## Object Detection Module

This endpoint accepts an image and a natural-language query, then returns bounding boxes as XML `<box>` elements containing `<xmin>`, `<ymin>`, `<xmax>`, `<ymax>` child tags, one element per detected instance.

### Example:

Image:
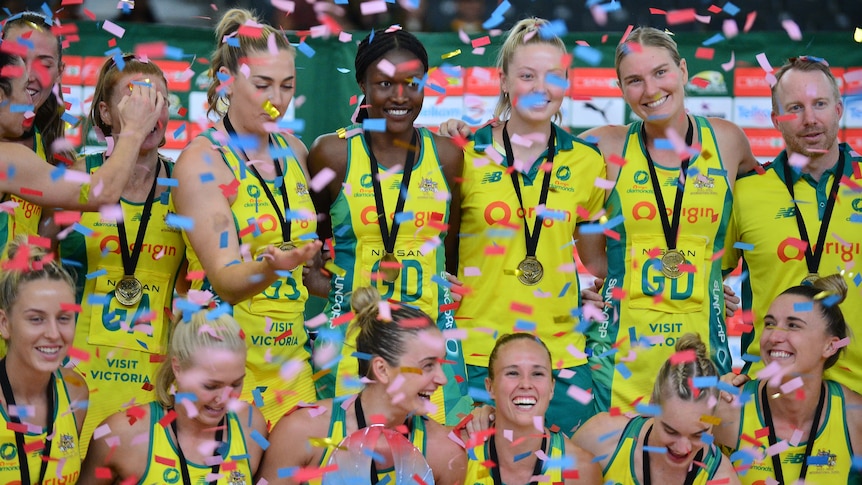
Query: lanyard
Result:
<box><xmin>170</xmin><ymin>412</ymin><xmax>226</xmax><ymax>485</ymax></box>
<box><xmin>354</xmin><ymin>394</ymin><xmax>413</xmax><ymax>485</ymax></box>
<box><xmin>0</xmin><ymin>359</ymin><xmax>55</xmax><ymax>485</ymax></box>
<box><xmin>501</xmin><ymin>122</ymin><xmax>556</xmax><ymax>259</ymax></box>
<box><xmin>642</xmin><ymin>424</ymin><xmax>702</xmax><ymax>485</ymax></box>
<box><xmin>782</xmin><ymin>151</ymin><xmax>845</xmax><ymax>280</ymax></box>
<box><xmin>761</xmin><ymin>382</ymin><xmax>825</xmax><ymax>484</ymax></box>
<box><xmin>223</xmin><ymin>114</ymin><xmax>292</xmax><ymax>244</ymax></box>
<box><xmin>642</xmin><ymin>116</ymin><xmax>694</xmax><ymax>251</ymax></box>
<box><xmin>488</xmin><ymin>431</ymin><xmax>547</xmax><ymax>485</ymax></box>
<box><xmin>117</xmin><ymin>158</ymin><xmax>164</xmax><ymax>278</ymax></box>
<box><xmin>365</xmin><ymin>129</ymin><xmax>419</xmax><ymax>255</ymax></box>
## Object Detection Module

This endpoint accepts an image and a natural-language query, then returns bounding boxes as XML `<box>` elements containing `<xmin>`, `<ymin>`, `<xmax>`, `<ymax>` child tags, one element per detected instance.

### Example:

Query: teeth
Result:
<box><xmin>37</xmin><ymin>347</ymin><xmax>59</xmax><ymax>354</ymax></box>
<box><xmin>513</xmin><ymin>397</ymin><xmax>536</xmax><ymax>406</ymax></box>
<box><xmin>418</xmin><ymin>392</ymin><xmax>432</xmax><ymax>399</ymax></box>
<box><xmin>646</xmin><ymin>96</ymin><xmax>667</xmax><ymax>108</ymax></box>
<box><xmin>770</xmin><ymin>350</ymin><xmax>792</xmax><ymax>359</ymax></box>
<box><xmin>387</xmin><ymin>109</ymin><xmax>408</xmax><ymax>116</ymax></box>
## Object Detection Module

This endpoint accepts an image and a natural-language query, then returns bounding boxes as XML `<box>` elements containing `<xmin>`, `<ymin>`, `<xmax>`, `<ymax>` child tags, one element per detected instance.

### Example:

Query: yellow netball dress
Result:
<box><xmin>0</xmin><ymin>129</ymin><xmax>46</xmax><ymax>256</ymax></box>
<box><xmin>465</xmin><ymin>431</ymin><xmax>567</xmax><ymax>484</ymax></box>
<box><xmin>138</xmin><ymin>402</ymin><xmax>253</xmax><ymax>485</ymax></box>
<box><xmin>0</xmin><ymin>368</ymin><xmax>81</xmax><ymax>485</ymax></box>
<box><xmin>317</xmin><ymin>127</ymin><xmax>471</xmax><ymax>425</ymax></box>
<box><xmin>184</xmin><ymin>124</ymin><xmax>318</xmax><ymax>425</ymax></box>
<box><xmin>587</xmin><ymin>115</ymin><xmax>733</xmax><ymax>413</ymax></box>
<box><xmin>59</xmin><ymin>153</ymin><xmax>185</xmax><ymax>457</ymax></box>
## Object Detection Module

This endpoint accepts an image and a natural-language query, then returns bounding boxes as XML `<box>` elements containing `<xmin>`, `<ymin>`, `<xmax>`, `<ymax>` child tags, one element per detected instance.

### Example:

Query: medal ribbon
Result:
<box><xmin>354</xmin><ymin>394</ymin><xmax>413</xmax><ymax>485</ymax></box>
<box><xmin>642</xmin><ymin>116</ymin><xmax>694</xmax><ymax>252</ymax></box>
<box><xmin>365</xmin><ymin>129</ymin><xmax>419</xmax><ymax>255</ymax></box>
<box><xmin>501</xmin><ymin>122</ymin><xmax>556</xmax><ymax>259</ymax></box>
<box><xmin>781</xmin><ymin>150</ymin><xmax>845</xmax><ymax>279</ymax></box>
<box><xmin>0</xmin><ymin>359</ymin><xmax>55</xmax><ymax>485</ymax></box>
<box><xmin>117</xmin><ymin>158</ymin><xmax>164</xmax><ymax>279</ymax></box>
<box><xmin>642</xmin><ymin>424</ymin><xmax>702</xmax><ymax>485</ymax></box>
<box><xmin>488</xmin><ymin>431</ymin><xmax>547</xmax><ymax>485</ymax></box>
<box><xmin>170</xmin><ymin>412</ymin><xmax>225</xmax><ymax>485</ymax></box>
<box><xmin>762</xmin><ymin>382</ymin><xmax>825</xmax><ymax>484</ymax></box>
<box><xmin>223</xmin><ymin>114</ymin><xmax>293</xmax><ymax>245</ymax></box>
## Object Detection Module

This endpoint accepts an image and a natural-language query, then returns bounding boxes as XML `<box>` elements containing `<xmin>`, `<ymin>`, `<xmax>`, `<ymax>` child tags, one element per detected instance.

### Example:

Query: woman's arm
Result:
<box><xmin>425</xmin><ymin>421</ymin><xmax>467</xmax><ymax>485</ymax></box>
<box><xmin>242</xmin><ymin>403</ymin><xmax>269</xmax><ymax>474</ymax></box>
<box><xmin>60</xmin><ymin>367</ymin><xmax>88</xmax><ymax>433</ymax></box>
<box><xmin>255</xmin><ymin>404</ymin><xmax>331</xmax><ymax>485</ymax></box>
<box><xmin>562</xmin><ymin>437</ymin><xmax>602</xmax><ymax>485</ymax></box>
<box><xmin>434</xmin><ymin>134</ymin><xmax>464</xmax><ymax>275</ymax></box>
<box><xmin>79</xmin><ymin>410</ymin><xmax>149</xmax><ymax>484</ymax></box>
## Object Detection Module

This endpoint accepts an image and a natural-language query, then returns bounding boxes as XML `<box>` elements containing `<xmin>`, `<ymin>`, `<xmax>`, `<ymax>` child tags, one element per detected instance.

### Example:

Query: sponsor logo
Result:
<box><xmin>634</xmin><ymin>170</ymin><xmax>649</xmax><ymax>185</ymax></box>
<box><xmin>775</xmin><ymin>207</ymin><xmax>796</xmax><ymax>219</ymax></box>
<box><xmin>296</xmin><ymin>182</ymin><xmax>309</xmax><ymax>197</ymax></box>
<box><xmin>419</xmin><ymin>177</ymin><xmax>438</xmax><ymax>192</ymax></box>
<box><xmin>687</xmin><ymin>70</ymin><xmax>728</xmax><ymax>95</ymax></box>
<box><xmin>481</xmin><ymin>171</ymin><xmax>503</xmax><ymax>184</ymax></box>
<box><xmin>556</xmin><ymin>166</ymin><xmax>571</xmax><ymax>181</ymax></box>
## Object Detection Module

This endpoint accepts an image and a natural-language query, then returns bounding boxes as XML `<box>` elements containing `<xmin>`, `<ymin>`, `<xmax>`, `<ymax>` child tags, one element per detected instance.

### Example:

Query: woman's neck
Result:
<box><xmin>643</xmin><ymin>111</ymin><xmax>689</xmax><ymax>146</ymax></box>
<box><xmin>492</xmin><ymin>418</ymin><xmax>546</xmax><ymax>459</ymax></box>
<box><xmin>126</xmin><ymin>148</ymin><xmax>161</xmax><ymax>187</ymax></box>
<box><xmin>504</xmin><ymin>114</ymin><xmax>552</xmax><ymax>138</ymax></box>
<box><xmin>358</xmin><ymin>389</ymin><xmax>410</xmax><ymax>430</ymax></box>
<box><xmin>173</xmin><ymin>403</ymin><xmax>216</xmax><ymax>438</ymax></box>
<box><xmin>763</xmin><ymin>377</ymin><xmax>824</xmax><ymax>431</ymax></box>
<box><xmin>3</xmin><ymin>357</ymin><xmax>52</xmax><ymax>405</ymax></box>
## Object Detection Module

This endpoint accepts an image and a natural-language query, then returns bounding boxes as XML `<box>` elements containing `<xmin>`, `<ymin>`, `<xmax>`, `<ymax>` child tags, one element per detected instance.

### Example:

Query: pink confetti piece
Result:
<box><xmin>201</xmin><ymin>443</ymin><xmax>222</xmax><ymax>460</ymax></box>
<box><xmin>723</xmin><ymin>19</ymin><xmax>739</xmax><ymax>38</ymax></box>
<box><xmin>788</xmin><ymin>153</ymin><xmax>809</xmax><ymax>169</ymax></box>
<box><xmin>93</xmin><ymin>423</ymin><xmax>112</xmax><ymax>440</ymax></box>
<box><xmin>442</xmin><ymin>329</ymin><xmax>467</xmax><ymax>340</ymax></box>
<box><xmin>206</xmin><ymin>473</ymin><xmax>224</xmax><ymax>482</ymax></box>
<box><xmin>360</xmin><ymin>0</ymin><xmax>387</xmax><ymax>15</ymax></box>
<box><xmin>779</xmin><ymin>376</ymin><xmax>804</xmax><ymax>394</ymax></box>
<box><xmin>566</xmin><ymin>344</ymin><xmax>587</xmax><ymax>360</ymax></box>
<box><xmin>594</xmin><ymin>177</ymin><xmax>615</xmax><ymax>190</ymax></box>
<box><xmin>510</xmin><ymin>133</ymin><xmax>534</xmax><ymax>148</ymax></box>
<box><xmin>744</xmin><ymin>11</ymin><xmax>757</xmax><ymax>32</ymax></box>
<box><xmin>280</xmin><ymin>359</ymin><xmax>303</xmax><ymax>381</ymax></box>
<box><xmin>308</xmin><ymin>405</ymin><xmax>328</xmax><ymax>418</ymax></box>
<box><xmin>448</xmin><ymin>431</ymin><xmax>466</xmax><ymax>448</ymax></box>
<box><xmin>556</xmin><ymin>262</ymin><xmax>576</xmax><ymax>273</ymax></box>
<box><xmin>338</xmin><ymin>31</ymin><xmax>353</xmax><ymax>43</ymax></box>
<box><xmin>309</xmin><ymin>168</ymin><xmax>336</xmax><ymax>193</ymax></box>
<box><xmin>590</xmin><ymin>4</ymin><xmax>608</xmax><ymax>26</ymax></box>
<box><xmin>581</xmin><ymin>303</ymin><xmax>605</xmax><ymax>323</ymax></box>
<box><xmin>109</xmin><ymin>434</ymin><xmax>126</xmax><ymax>447</ymax></box>
<box><xmin>504</xmin><ymin>429</ymin><xmax>513</xmax><ymax>441</ymax></box>
<box><xmin>378</xmin><ymin>300</ymin><xmax>392</xmax><ymax>321</ymax></box>
<box><xmin>789</xmin><ymin>428</ymin><xmax>804</xmax><ymax>446</ymax></box>
<box><xmin>387</xmin><ymin>374</ymin><xmax>405</xmax><ymax>396</ymax></box>
<box><xmin>566</xmin><ymin>384</ymin><xmax>593</xmax><ymax>405</ymax></box>
<box><xmin>305</xmin><ymin>312</ymin><xmax>329</xmax><ymax>329</ymax></box>
<box><xmin>721</xmin><ymin>51</ymin><xmax>736</xmax><ymax>72</ymax></box>
<box><xmin>99</xmin><ymin>204</ymin><xmax>124</xmax><ymax>223</ymax></box>
<box><xmin>765</xmin><ymin>440</ymin><xmax>789</xmax><ymax>456</ymax></box>
<box><xmin>271</xmin><ymin>0</ymin><xmax>295</xmax><ymax>13</ymax></box>
<box><xmin>756</xmin><ymin>360</ymin><xmax>783</xmax><ymax>380</ymax></box>
<box><xmin>377</xmin><ymin>59</ymin><xmax>396</xmax><ymax>77</ymax></box>
<box><xmin>419</xmin><ymin>236</ymin><xmax>441</xmax><ymax>255</ymax></box>
<box><xmin>180</xmin><ymin>397</ymin><xmax>198</xmax><ymax>418</ymax></box>
<box><xmin>535</xmin><ymin>449</ymin><xmax>550</xmax><ymax>462</ymax></box>
<box><xmin>755</xmin><ymin>52</ymin><xmax>774</xmax><ymax>74</ymax></box>
<box><xmin>533</xmin><ymin>415</ymin><xmax>544</xmax><ymax>432</ymax></box>
<box><xmin>377</xmin><ymin>164</ymin><xmax>403</xmax><ymax>182</ymax></box>
<box><xmin>781</xmin><ymin>19</ymin><xmax>802</xmax><ymax>40</ymax></box>
<box><xmin>834</xmin><ymin>337</ymin><xmax>851</xmax><ymax>350</ymax></box>
<box><xmin>267</xmin><ymin>32</ymin><xmax>279</xmax><ymax>56</ymax></box>
<box><xmin>484</xmin><ymin>146</ymin><xmax>504</xmax><ymax>165</ymax></box>
<box><xmin>102</xmin><ymin>20</ymin><xmax>125</xmax><ymax>38</ymax></box>
<box><xmin>458</xmin><ymin>29</ymin><xmax>470</xmax><ymax>44</ymax></box>
<box><xmin>63</xmin><ymin>170</ymin><xmax>91</xmax><ymax>184</ymax></box>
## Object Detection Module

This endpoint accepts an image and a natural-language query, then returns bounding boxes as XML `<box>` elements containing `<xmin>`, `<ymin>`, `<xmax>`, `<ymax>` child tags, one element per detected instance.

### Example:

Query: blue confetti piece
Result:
<box><xmin>538</xmin><ymin>19</ymin><xmax>567</xmax><ymax>39</ymax></box>
<box><xmin>653</xmin><ymin>138</ymin><xmax>673</xmax><ymax>150</ymax></box>
<box><xmin>692</xmin><ymin>376</ymin><xmax>718</xmax><ymax>388</ymax></box>
<box><xmin>394</xmin><ymin>211</ymin><xmax>414</xmax><ymax>224</ymax></box>
<box><xmin>575</xmin><ymin>222</ymin><xmax>604</xmax><ymax>235</ymax></box>
<box><xmin>514</xmin><ymin>320</ymin><xmax>536</xmax><ymax>332</ymax></box>
<box><xmin>468</xmin><ymin>387</ymin><xmax>492</xmax><ymax>403</ymax></box>
<box><xmin>701</xmin><ymin>433</ymin><xmax>714</xmax><ymax>446</ymax></box>
<box><xmin>87</xmin><ymin>294</ymin><xmax>111</xmax><ymax>306</ymax></box>
<box><xmin>852</xmin><ymin>455</ymin><xmax>862</xmax><ymax>470</ymax></box>
<box><xmin>513</xmin><ymin>451</ymin><xmax>533</xmax><ymax>462</ymax></box>
<box><xmin>164</xmin><ymin>45</ymin><xmax>185</xmax><ymax>60</ymax></box>
<box><xmin>165</xmin><ymin>213</ymin><xmax>194</xmax><ymax>230</ymax></box>
<box><xmin>807</xmin><ymin>454</ymin><xmax>829</xmax><ymax>466</ymax></box>
<box><xmin>363</xmin><ymin>448</ymin><xmax>386</xmax><ymax>463</ymax></box>
<box><xmin>635</xmin><ymin>403</ymin><xmax>662</xmax><ymax>416</ymax></box>
<box><xmin>377</xmin><ymin>475</ymin><xmax>392</xmax><ymax>485</ymax></box>
<box><xmin>615</xmin><ymin>362</ymin><xmax>632</xmax><ymax>379</ymax></box>
<box><xmin>431</xmin><ymin>274</ymin><xmax>452</xmax><ymax>289</ymax></box>
<box><xmin>226</xmin><ymin>37</ymin><xmax>240</xmax><ymax>47</ymax></box>
<box><xmin>172</xmin><ymin>123</ymin><xmax>186</xmax><ymax>139</ymax></box>
<box><xmin>723</xmin><ymin>2</ymin><xmax>740</xmax><ymax>16</ymax></box>
<box><xmin>598</xmin><ymin>430</ymin><xmax>619</xmax><ymax>442</ymax></box>
<box><xmin>350</xmin><ymin>351</ymin><xmax>373</xmax><ymax>361</ymax></box>
<box><xmin>251</xmin><ymin>428</ymin><xmax>269</xmax><ymax>450</ymax></box>
<box><xmin>10</xmin><ymin>103</ymin><xmax>34</xmax><ymax>113</ymax></box>
<box><xmin>363</xmin><ymin>118</ymin><xmax>387</xmax><ymax>132</ymax></box>
<box><xmin>793</xmin><ymin>301</ymin><xmax>814</xmax><ymax>312</ymax></box>
<box><xmin>730</xmin><ymin>450</ymin><xmax>754</xmax><ymax>466</ymax></box>
<box><xmin>60</xmin><ymin>258</ymin><xmax>83</xmax><ymax>268</ymax></box>
<box><xmin>86</xmin><ymin>268</ymin><xmax>107</xmax><ymax>279</ymax></box>
<box><xmin>200</xmin><ymin>172</ymin><xmax>215</xmax><ymax>183</ymax></box>
<box><xmin>157</xmin><ymin>177</ymin><xmax>178</xmax><ymax>187</ymax></box>
<box><xmin>604</xmin><ymin>215</ymin><xmax>625</xmax><ymax>229</ymax></box>
<box><xmin>702</xmin><ymin>33</ymin><xmax>725</xmax><ymax>46</ymax></box>
<box><xmin>216</xmin><ymin>71</ymin><xmax>231</xmax><ymax>82</ymax></box>
<box><xmin>297</xmin><ymin>42</ymin><xmax>315</xmax><ymax>58</ymax></box>
<box><xmin>851</xmin><ymin>214</ymin><xmax>862</xmax><ymax>223</ymax></box>
<box><xmin>643</xmin><ymin>446</ymin><xmax>667</xmax><ymax>454</ymax></box>
<box><xmin>717</xmin><ymin>381</ymin><xmax>741</xmax><ymax>396</ymax></box>
<box><xmin>48</xmin><ymin>165</ymin><xmax>65</xmax><ymax>182</ymax></box>
<box><xmin>559</xmin><ymin>281</ymin><xmax>572</xmax><ymax>298</ymax></box>
<box><xmin>741</xmin><ymin>353</ymin><xmax>761</xmax><ymax>363</ymax></box>
<box><xmin>482</xmin><ymin>13</ymin><xmax>505</xmax><ymax>30</ymax></box>
<box><xmin>517</xmin><ymin>92</ymin><xmax>547</xmax><ymax>110</ymax></box>
<box><xmin>427</xmin><ymin>83</ymin><xmax>446</xmax><ymax>94</ymax></box>
<box><xmin>573</xmin><ymin>45</ymin><xmax>603</xmax><ymax>66</ymax></box>
<box><xmin>61</xmin><ymin>112</ymin><xmax>79</xmax><ymax>126</ymax></box>
<box><xmin>206</xmin><ymin>302</ymin><xmax>232</xmax><ymax>320</ymax></box>
<box><xmin>854</xmin><ymin>273</ymin><xmax>862</xmax><ymax>287</ymax></box>
<box><xmin>707</xmin><ymin>167</ymin><xmax>728</xmax><ymax>177</ymax></box>
<box><xmin>276</xmin><ymin>118</ymin><xmax>305</xmax><ymax>132</ymax></box>
<box><xmin>175</xmin><ymin>392</ymin><xmax>197</xmax><ymax>403</ymax></box>
<box><xmin>545</xmin><ymin>73</ymin><xmax>569</xmax><ymax>89</ymax></box>
<box><xmin>252</xmin><ymin>387</ymin><xmax>265</xmax><ymax>407</ymax></box>
<box><xmin>628</xmin><ymin>326</ymin><xmax>637</xmax><ymax>344</ymax></box>
<box><xmin>136</xmin><ymin>340</ymin><xmax>149</xmax><ymax>350</ymax></box>
<box><xmin>278</xmin><ymin>466</ymin><xmax>298</xmax><ymax>479</ymax></box>
<box><xmin>733</xmin><ymin>241</ymin><xmax>754</xmax><ymax>251</ymax></box>
<box><xmin>822</xmin><ymin>294</ymin><xmax>842</xmax><ymax>307</ymax></box>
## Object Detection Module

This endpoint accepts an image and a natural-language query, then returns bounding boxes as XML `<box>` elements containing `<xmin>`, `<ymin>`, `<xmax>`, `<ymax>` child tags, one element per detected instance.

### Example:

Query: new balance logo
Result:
<box><xmin>481</xmin><ymin>172</ymin><xmax>503</xmax><ymax>184</ymax></box>
<box><xmin>775</xmin><ymin>207</ymin><xmax>796</xmax><ymax>219</ymax></box>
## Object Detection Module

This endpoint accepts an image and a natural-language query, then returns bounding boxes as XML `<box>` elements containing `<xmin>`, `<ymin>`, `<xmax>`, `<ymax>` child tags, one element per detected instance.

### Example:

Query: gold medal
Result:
<box><xmin>660</xmin><ymin>249</ymin><xmax>686</xmax><ymax>279</ymax></box>
<box><xmin>517</xmin><ymin>256</ymin><xmax>544</xmax><ymax>285</ymax></box>
<box><xmin>279</xmin><ymin>241</ymin><xmax>297</xmax><ymax>251</ymax></box>
<box><xmin>115</xmin><ymin>275</ymin><xmax>143</xmax><ymax>306</ymax></box>
<box><xmin>378</xmin><ymin>252</ymin><xmax>400</xmax><ymax>283</ymax></box>
<box><xmin>802</xmin><ymin>273</ymin><xmax>820</xmax><ymax>285</ymax></box>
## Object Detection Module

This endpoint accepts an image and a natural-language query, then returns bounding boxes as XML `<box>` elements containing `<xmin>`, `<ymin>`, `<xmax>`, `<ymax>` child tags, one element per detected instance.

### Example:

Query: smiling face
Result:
<box><xmin>0</xmin><ymin>278</ymin><xmax>75</xmax><ymax>374</ymax></box>
<box><xmin>500</xmin><ymin>43</ymin><xmax>566</xmax><ymax>125</ymax></box>
<box><xmin>650</xmin><ymin>396</ymin><xmax>713</xmax><ymax>469</ymax></box>
<box><xmin>100</xmin><ymin>72</ymin><xmax>169</xmax><ymax>150</ymax></box>
<box><xmin>486</xmin><ymin>337</ymin><xmax>554</xmax><ymax>429</ymax></box>
<box><xmin>772</xmin><ymin>68</ymin><xmax>842</xmax><ymax>160</ymax></box>
<box><xmin>0</xmin><ymin>59</ymin><xmax>34</xmax><ymax>140</ymax></box>
<box><xmin>223</xmin><ymin>48</ymin><xmax>296</xmax><ymax>134</ymax></box>
<box><xmin>760</xmin><ymin>293</ymin><xmax>839</xmax><ymax>377</ymax></box>
<box><xmin>382</xmin><ymin>327</ymin><xmax>447</xmax><ymax>416</ymax></box>
<box><xmin>618</xmin><ymin>44</ymin><xmax>688</xmax><ymax>122</ymax></box>
<box><xmin>173</xmin><ymin>347</ymin><xmax>246</xmax><ymax>427</ymax></box>
<box><xmin>360</xmin><ymin>48</ymin><xmax>425</xmax><ymax>135</ymax></box>
<box><xmin>3</xmin><ymin>24</ymin><xmax>61</xmax><ymax>112</ymax></box>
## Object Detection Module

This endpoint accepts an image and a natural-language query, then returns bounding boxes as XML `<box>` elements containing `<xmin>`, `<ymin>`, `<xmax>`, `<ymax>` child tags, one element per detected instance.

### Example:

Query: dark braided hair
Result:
<box><xmin>354</xmin><ymin>28</ymin><xmax>428</xmax><ymax>122</ymax></box>
<box><xmin>349</xmin><ymin>286</ymin><xmax>436</xmax><ymax>378</ymax></box>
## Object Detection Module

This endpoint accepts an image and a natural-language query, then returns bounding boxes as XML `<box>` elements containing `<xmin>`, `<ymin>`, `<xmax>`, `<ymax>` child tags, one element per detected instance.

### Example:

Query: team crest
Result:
<box><xmin>58</xmin><ymin>433</ymin><xmax>75</xmax><ymax>453</ymax></box>
<box><xmin>418</xmin><ymin>177</ymin><xmax>438</xmax><ymax>193</ymax></box>
<box><xmin>693</xmin><ymin>175</ymin><xmax>715</xmax><ymax>189</ymax></box>
<box><xmin>296</xmin><ymin>182</ymin><xmax>309</xmax><ymax>197</ymax></box>
<box><xmin>229</xmin><ymin>470</ymin><xmax>247</xmax><ymax>485</ymax></box>
<box><xmin>815</xmin><ymin>449</ymin><xmax>837</xmax><ymax>468</ymax></box>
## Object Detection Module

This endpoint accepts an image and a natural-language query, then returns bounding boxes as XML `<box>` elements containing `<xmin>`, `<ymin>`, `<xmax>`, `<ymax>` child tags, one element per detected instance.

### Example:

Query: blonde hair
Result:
<box><xmin>89</xmin><ymin>54</ymin><xmax>168</xmax><ymax>137</ymax></box>
<box><xmin>154</xmin><ymin>310</ymin><xmax>246</xmax><ymax>407</ymax></box>
<box><xmin>349</xmin><ymin>287</ymin><xmax>435</xmax><ymax>378</ymax></box>
<box><xmin>779</xmin><ymin>274</ymin><xmax>849</xmax><ymax>370</ymax></box>
<box><xmin>207</xmin><ymin>8</ymin><xmax>296</xmax><ymax>117</ymax></box>
<box><xmin>651</xmin><ymin>333</ymin><xmax>719</xmax><ymax>406</ymax></box>
<box><xmin>494</xmin><ymin>17</ymin><xmax>567</xmax><ymax>122</ymax></box>
<box><xmin>615</xmin><ymin>27</ymin><xmax>682</xmax><ymax>80</ymax></box>
<box><xmin>0</xmin><ymin>236</ymin><xmax>75</xmax><ymax>315</ymax></box>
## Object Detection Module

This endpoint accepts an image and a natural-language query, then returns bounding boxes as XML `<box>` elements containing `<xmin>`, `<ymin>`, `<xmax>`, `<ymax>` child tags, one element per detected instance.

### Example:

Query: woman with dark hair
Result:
<box><xmin>307</xmin><ymin>27</ymin><xmax>470</xmax><ymax>425</ymax></box>
<box><xmin>257</xmin><ymin>287</ymin><xmax>467</xmax><ymax>485</ymax></box>
<box><xmin>713</xmin><ymin>275</ymin><xmax>862</xmax><ymax>484</ymax></box>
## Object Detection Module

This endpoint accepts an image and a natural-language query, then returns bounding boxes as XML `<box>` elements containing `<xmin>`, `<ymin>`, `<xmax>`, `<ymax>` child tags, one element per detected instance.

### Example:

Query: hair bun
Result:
<box><xmin>351</xmin><ymin>286</ymin><xmax>381</xmax><ymax>317</ymax></box>
<box><xmin>813</xmin><ymin>274</ymin><xmax>848</xmax><ymax>305</ymax></box>
<box><xmin>674</xmin><ymin>333</ymin><xmax>709</xmax><ymax>362</ymax></box>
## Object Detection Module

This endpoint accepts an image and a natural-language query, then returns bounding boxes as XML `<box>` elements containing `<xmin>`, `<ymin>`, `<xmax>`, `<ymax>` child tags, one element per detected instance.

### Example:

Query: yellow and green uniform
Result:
<box><xmin>185</xmin><ymin>129</ymin><xmax>317</xmax><ymax>425</ymax></box>
<box><xmin>729</xmin><ymin>380</ymin><xmax>859</xmax><ymax>484</ymax></box>
<box><xmin>0</xmin><ymin>129</ymin><xmax>46</xmax><ymax>258</ymax></box>
<box><xmin>0</xmin><ymin>370</ymin><xmax>81</xmax><ymax>484</ymax></box>
<box><xmin>59</xmin><ymin>153</ymin><xmax>185</xmax><ymax>458</ymax></box>
<box><xmin>724</xmin><ymin>143</ymin><xmax>862</xmax><ymax>392</ymax></box>
<box><xmin>457</xmin><ymin>123</ymin><xmax>606</xmax><ymax>431</ymax></box>
<box><xmin>138</xmin><ymin>402</ymin><xmax>253</xmax><ymax>485</ymax></box>
<box><xmin>586</xmin><ymin>116</ymin><xmax>733</xmax><ymax>414</ymax></box>
<box><xmin>315</xmin><ymin>127</ymin><xmax>471</xmax><ymax>425</ymax></box>
<box><xmin>310</xmin><ymin>399</ymin><xmax>428</xmax><ymax>485</ymax></box>
<box><xmin>603</xmin><ymin>415</ymin><xmax>722</xmax><ymax>484</ymax></box>
<box><xmin>465</xmin><ymin>430</ymin><xmax>567</xmax><ymax>484</ymax></box>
